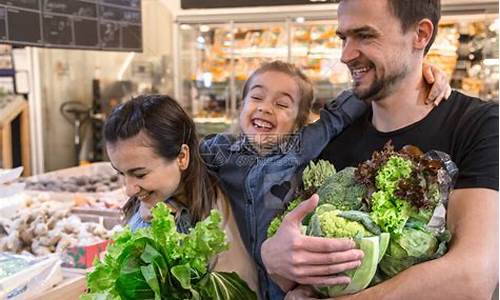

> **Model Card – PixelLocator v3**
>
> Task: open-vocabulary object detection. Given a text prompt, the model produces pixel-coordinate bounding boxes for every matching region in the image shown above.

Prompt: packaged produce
[0,253,62,300]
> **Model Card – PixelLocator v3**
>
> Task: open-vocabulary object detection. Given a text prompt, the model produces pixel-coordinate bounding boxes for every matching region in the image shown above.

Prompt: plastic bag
[0,253,63,300]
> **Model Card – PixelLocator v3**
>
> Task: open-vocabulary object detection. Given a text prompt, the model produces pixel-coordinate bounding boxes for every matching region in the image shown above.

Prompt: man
[261,0,499,299]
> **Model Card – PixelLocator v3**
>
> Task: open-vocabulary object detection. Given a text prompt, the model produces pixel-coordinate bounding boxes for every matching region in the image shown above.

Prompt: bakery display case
[177,11,498,133]
[427,16,498,100]
[179,22,288,134]
[290,20,350,111]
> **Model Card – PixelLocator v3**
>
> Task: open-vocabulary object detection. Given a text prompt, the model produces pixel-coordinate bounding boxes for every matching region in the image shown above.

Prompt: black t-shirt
[320,90,499,191]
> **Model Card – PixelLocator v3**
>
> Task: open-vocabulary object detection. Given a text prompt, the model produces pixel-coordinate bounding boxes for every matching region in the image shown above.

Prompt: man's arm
[338,188,498,300]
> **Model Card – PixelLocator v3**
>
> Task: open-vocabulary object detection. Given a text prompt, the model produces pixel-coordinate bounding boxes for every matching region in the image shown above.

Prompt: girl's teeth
[253,119,273,129]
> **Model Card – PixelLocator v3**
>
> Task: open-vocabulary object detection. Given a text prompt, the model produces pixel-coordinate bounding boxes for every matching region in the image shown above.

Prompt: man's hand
[261,194,364,291]
[423,63,452,106]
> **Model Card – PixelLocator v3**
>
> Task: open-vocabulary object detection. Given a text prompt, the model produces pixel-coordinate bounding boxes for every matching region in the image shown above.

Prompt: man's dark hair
[387,0,441,54]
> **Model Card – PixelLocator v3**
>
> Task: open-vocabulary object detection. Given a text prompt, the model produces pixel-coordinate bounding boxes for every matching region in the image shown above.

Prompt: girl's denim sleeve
[295,90,367,164]
[200,134,228,172]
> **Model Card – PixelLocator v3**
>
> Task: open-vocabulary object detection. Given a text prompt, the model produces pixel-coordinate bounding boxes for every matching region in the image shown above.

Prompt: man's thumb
[284,194,319,224]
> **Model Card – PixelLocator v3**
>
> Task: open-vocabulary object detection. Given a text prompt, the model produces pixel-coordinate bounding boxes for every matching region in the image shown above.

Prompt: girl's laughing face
[239,71,300,150]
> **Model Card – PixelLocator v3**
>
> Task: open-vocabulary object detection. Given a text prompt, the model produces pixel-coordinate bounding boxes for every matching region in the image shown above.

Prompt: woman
[103,94,258,293]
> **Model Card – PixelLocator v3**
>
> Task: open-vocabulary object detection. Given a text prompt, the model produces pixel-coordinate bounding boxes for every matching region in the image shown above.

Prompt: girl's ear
[177,144,190,171]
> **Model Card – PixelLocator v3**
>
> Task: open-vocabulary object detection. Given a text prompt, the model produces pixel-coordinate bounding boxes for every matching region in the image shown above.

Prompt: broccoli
[267,160,337,238]
[317,167,367,211]
[310,208,373,239]
[303,160,336,191]
[266,197,302,238]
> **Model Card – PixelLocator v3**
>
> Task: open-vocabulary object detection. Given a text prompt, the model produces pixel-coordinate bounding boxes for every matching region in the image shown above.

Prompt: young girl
[200,60,451,299]
[103,95,258,292]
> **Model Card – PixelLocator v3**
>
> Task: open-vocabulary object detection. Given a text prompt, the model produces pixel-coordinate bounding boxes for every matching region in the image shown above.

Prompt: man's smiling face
[337,0,414,101]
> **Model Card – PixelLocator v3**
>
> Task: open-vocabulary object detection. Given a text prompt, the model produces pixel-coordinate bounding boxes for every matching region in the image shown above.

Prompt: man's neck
[371,67,434,132]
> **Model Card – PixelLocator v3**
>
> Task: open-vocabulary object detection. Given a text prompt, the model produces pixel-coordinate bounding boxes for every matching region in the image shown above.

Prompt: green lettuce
[369,156,416,234]
[82,203,256,300]
[379,226,451,278]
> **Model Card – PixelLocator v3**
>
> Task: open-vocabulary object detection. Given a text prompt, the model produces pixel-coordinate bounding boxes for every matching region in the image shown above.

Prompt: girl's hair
[104,95,219,223]
[241,60,315,129]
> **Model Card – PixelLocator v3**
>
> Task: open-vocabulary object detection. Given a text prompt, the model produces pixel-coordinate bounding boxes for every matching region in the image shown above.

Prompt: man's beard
[352,65,409,102]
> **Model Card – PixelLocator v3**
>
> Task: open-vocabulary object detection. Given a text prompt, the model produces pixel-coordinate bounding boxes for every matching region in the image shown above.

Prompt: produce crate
[29,268,87,300]
[0,253,63,300]
[21,162,127,215]
[70,206,123,230]
[61,240,110,269]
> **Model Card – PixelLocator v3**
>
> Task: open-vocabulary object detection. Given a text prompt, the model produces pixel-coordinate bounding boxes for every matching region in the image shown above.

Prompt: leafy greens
[82,203,257,300]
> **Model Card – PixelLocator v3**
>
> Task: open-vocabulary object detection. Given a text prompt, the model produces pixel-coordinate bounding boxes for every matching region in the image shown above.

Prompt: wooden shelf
[0,96,31,176]
[29,268,87,300]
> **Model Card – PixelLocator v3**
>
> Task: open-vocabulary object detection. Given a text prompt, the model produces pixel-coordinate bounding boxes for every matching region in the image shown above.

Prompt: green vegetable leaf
[171,263,192,290]
[394,228,438,258]
[151,203,182,262]
[83,203,257,300]
[116,255,155,300]
[180,210,228,274]
[267,196,302,238]
[370,191,413,234]
[199,272,257,300]
[339,211,381,235]
[141,264,162,300]
[303,160,336,191]
[80,292,120,300]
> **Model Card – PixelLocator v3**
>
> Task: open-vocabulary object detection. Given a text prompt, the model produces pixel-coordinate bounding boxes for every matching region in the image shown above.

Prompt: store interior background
[11,0,498,174]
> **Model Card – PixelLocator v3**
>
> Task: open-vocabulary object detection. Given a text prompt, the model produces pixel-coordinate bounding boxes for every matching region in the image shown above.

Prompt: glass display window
[177,11,498,134]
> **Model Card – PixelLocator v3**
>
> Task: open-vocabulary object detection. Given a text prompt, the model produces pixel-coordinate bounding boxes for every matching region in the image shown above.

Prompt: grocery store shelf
[193,117,233,124]
[226,47,342,58]
[231,47,287,58]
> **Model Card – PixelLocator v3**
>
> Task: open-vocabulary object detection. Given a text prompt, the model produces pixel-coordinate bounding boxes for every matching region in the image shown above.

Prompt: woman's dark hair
[104,95,219,223]
[241,60,314,130]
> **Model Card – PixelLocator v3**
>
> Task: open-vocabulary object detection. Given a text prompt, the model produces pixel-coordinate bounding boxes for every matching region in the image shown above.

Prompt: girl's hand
[423,63,452,106]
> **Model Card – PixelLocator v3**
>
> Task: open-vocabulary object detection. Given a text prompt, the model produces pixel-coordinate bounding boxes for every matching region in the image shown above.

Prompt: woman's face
[106,131,189,208]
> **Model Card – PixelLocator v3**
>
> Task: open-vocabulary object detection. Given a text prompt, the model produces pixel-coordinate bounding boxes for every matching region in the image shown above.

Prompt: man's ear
[177,144,190,171]
[414,18,434,51]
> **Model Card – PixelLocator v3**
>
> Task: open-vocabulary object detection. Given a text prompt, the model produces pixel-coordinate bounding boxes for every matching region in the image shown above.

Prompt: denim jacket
[200,90,366,299]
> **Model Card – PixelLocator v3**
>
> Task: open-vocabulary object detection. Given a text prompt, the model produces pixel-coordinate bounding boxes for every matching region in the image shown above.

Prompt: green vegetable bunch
[356,142,456,279]
[81,203,256,300]
[266,142,457,297]
[266,161,367,238]
[306,204,390,297]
